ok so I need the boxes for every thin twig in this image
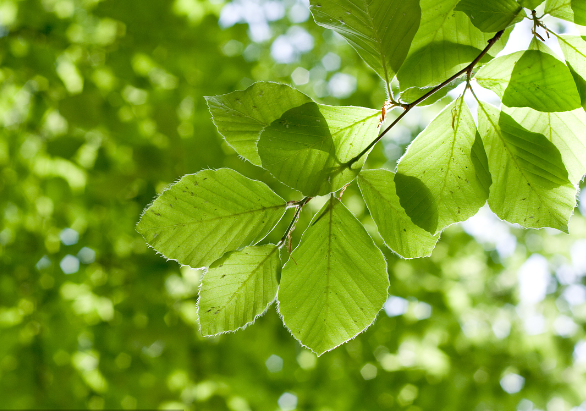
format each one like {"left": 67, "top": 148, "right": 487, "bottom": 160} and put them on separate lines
{"left": 347, "top": 29, "right": 505, "bottom": 167}
{"left": 277, "top": 196, "right": 311, "bottom": 249}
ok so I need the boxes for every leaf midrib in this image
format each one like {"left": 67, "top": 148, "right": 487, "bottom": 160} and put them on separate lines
{"left": 322, "top": 198, "right": 335, "bottom": 350}
{"left": 437, "top": 99, "right": 465, "bottom": 214}
{"left": 213, "top": 99, "right": 266, "bottom": 126}
{"left": 479, "top": 104, "right": 551, "bottom": 205}
{"left": 207, "top": 247, "right": 277, "bottom": 318}
{"left": 547, "top": 0, "right": 572, "bottom": 15}
{"left": 140, "top": 203, "right": 285, "bottom": 231}
{"left": 358, "top": 175, "right": 407, "bottom": 215}
{"left": 358, "top": 0, "right": 391, "bottom": 85}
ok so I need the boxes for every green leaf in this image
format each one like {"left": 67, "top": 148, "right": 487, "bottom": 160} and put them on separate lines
{"left": 206, "top": 82, "right": 312, "bottom": 165}
{"left": 545, "top": 0, "right": 586, "bottom": 25}
{"left": 198, "top": 244, "right": 280, "bottom": 336}
{"left": 258, "top": 102, "right": 379, "bottom": 196}
{"left": 137, "top": 168, "right": 287, "bottom": 269}
{"left": 395, "top": 96, "right": 491, "bottom": 235}
{"left": 357, "top": 169, "right": 439, "bottom": 259}
{"left": 519, "top": 0, "right": 545, "bottom": 8}
{"left": 477, "top": 102, "right": 576, "bottom": 232}
{"left": 309, "top": 0, "right": 421, "bottom": 87}
{"left": 278, "top": 196, "right": 388, "bottom": 356}
{"left": 475, "top": 40, "right": 581, "bottom": 112}
{"left": 574, "top": 0, "right": 586, "bottom": 23}
{"left": 557, "top": 35, "right": 586, "bottom": 108}
{"left": 396, "top": 0, "right": 510, "bottom": 90}
{"left": 504, "top": 106, "right": 586, "bottom": 185}
{"left": 455, "top": 0, "right": 524, "bottom": 33}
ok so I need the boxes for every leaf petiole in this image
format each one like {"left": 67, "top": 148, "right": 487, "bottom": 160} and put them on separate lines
{"left": 278, "top": 197, "right": 312, "bottom": 249}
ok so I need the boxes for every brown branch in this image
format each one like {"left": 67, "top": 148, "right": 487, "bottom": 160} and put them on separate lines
{"left": 347, "top": 29, "right": 505, "bottom": 167}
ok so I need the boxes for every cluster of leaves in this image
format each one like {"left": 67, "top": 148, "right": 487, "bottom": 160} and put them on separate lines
{"left": 138, "top": 0, "right": 586, "bottom": 355}
{"left": 3, "top": 0, "right": 586, "bottom": 409}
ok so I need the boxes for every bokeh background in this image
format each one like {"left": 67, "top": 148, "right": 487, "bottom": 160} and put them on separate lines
{"left": 2, "top": 0, "right": 586, "bottom": 410}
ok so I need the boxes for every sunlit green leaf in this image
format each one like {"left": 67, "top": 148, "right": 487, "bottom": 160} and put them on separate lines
{"left": 206, "top": 82, "right": 312, "bottom": 165}
{"left": 397, "top": 0, "right": 510, "bottom": 90}
{"left": 137, "top": 169, "right": 287, "bottom": 269}
{"left": 557, "top": 34, "right": 586, "bottom": 108}
{"left": 476, "top": 40, "right": 581, "bottom": 112}
{"left": 278, "top": 196, "right": 388, "bottom": 356}
{"left": 545, "top": 0, "right": 586, "bottom": 25}
{"left": 395, "top": 96, "right": 491, "bottom": 235}
{"left": 309, "top": 0, "right": 421, "bottom": 87}
{"left": 477, "top": 102, "right": 576, "bottom": 232}
{"left": 357, "top": 169, "right": 439, "bottom": 259}
{"left": 198, "top": 244, "right": 280, "bottom": 336}
{"left": 258, "top": 102, "right": 379, "bottom": 196}
{"left": 519, "top": 0, "right": 545, "bottom": 8}
{"left": 504, "top": 106, "right": 586, "bottom": 185}
{"left": 455, "top": 0, "right": 525, "bottom": 32}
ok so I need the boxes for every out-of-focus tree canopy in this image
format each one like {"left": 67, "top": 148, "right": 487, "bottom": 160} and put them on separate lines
{"left": 1, "top": 0, "right": 586, "bottom": 410}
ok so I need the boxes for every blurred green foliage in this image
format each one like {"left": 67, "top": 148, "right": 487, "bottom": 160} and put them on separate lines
{"left": 1, "top": 0, "right": 586, "bottom": 410}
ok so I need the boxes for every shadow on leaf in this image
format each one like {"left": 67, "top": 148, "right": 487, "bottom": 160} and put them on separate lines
{"left": 394, "top": 173, "right": 438, "bottom": 234}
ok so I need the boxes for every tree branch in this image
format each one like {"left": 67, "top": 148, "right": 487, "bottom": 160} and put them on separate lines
{"left": 347, "top": 29, "right": 505, "bottom": 167}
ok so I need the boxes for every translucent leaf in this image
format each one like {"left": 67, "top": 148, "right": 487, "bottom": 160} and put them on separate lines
{"left": 504, "top": 106, "right": 586, "bottom": 185}
{"left": 396, "top": 0, "right": 510, "bottom": 90}
{"left": 206, "top": 82, "right": 312, "bottom": 165}
{"left": 395, "top": 96, "right": 491, "bottom": 235}
{"left": 477, "top": 102, "right": 576, "bottom": 232}
{"left": 258, "top": 102, "right": 379, "bottom": 196}
{"left": 519, "top": 0, "right": 545, "bottom": 8}
{"left": 309, "top": 0, "right": 421, "bottom": 87}
{"left": 455, "top": 0, "right": 525, "bottom": 32}
{"left": 545, "top": 0, "right": 586, "bottom": 25}
{"left": 476, "top": 40, "right": 581, "bottom": 112}
{"left": 278, "top": 197, "right": 388, "bottom": 356}
{"left": 357, "top": 169, "right": 439, "bottom": 259}
{"left": 198, "top": 244, "right": 280, "bottom": 336}
{"left": 137, "top": 169, "right": 287, "bottom": 269}
{"left": 557, "top": 35, "right": 586, "bottom": 109}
